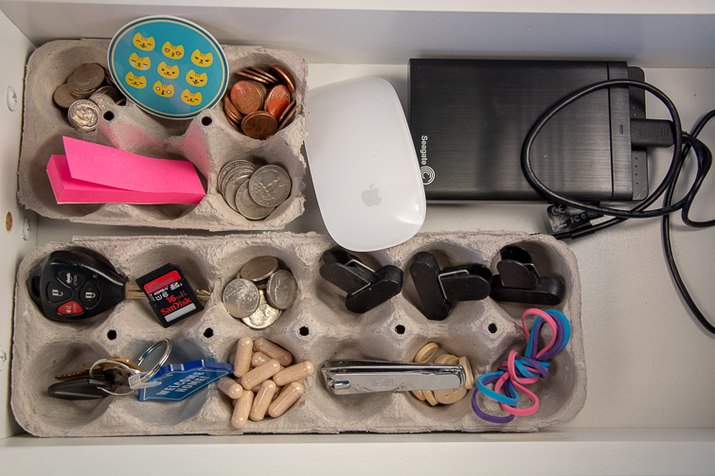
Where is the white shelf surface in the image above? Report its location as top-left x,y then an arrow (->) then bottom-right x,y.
1,2 -> 714,474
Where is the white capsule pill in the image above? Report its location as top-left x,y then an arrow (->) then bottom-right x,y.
217,376 -> 244,399
414,342 -> 439,363
231,390 -> 254,429
254,337 -> 293,366
233,336 -> 253,378
241,358 -> 281,390
272,361 -> 314,387
268,381 -> 304,418
434,386 -> 468,405
249,380 -> 278,421
459,356 -> 475,389
251,351 -> 271,367
434,354 -> 460,365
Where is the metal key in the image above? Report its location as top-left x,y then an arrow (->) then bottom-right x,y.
55,357 -> 144,380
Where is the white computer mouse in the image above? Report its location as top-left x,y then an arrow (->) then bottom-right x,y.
304,77 -> 426,252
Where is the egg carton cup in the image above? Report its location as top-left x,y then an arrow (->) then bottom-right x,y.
11,231 -> 585,436
17,39 -> 307,231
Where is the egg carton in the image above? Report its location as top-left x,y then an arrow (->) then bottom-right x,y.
17,39 -> 307,231
11,231 -> 585,436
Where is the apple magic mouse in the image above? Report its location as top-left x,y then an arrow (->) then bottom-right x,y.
305,77 -> 426,251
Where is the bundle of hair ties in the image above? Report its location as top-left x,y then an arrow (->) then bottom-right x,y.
472,308 -> 571,423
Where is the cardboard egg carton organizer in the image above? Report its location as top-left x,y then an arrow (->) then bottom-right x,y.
11,232 -> 585,436
17,39 -> 307,231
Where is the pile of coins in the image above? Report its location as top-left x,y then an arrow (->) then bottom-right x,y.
222,256 -> 298,329
217,159 -> 291,220
223,64 -> 297,140
410,341 -> 475,406
53,63 -> 124,133
218,336 -> 314,428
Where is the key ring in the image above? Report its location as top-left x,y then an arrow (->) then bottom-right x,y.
136,338 -> 173,384
89,359 -> 138,396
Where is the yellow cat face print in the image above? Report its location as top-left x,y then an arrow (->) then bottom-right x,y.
157,61 -> 180,79
191,49 -> 213,67
132,32 -> 155,51
185,70 -> 208,87
125,72 -> 147,88
153,80 -> 175,97
128,52 -> 151,71
161,41 -> 185,59
180,89 -> 203,106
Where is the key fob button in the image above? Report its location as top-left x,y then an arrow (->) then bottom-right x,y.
57,300 -> 84,316
46,282 -> 70,303
57,270 -> 86,289
80,283 -> 101,309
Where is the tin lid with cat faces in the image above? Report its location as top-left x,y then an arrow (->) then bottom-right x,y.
108,15 -> 229,120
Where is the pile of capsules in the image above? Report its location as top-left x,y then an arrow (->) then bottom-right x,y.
217,336 -> 314,428
472,308 -> 571,423
410,341 -> 475,406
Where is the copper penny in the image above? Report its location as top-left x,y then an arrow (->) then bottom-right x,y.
247,67 -> 278,84
237,70 -> 272,85
241,111 -> 278,140
230,80 -> 266,115
278,100 -> 296,130
264,85 -> 291,119
270,64 -> 295,94
223,94 -> 243,124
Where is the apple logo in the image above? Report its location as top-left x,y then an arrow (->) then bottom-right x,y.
362,183 -> 381,207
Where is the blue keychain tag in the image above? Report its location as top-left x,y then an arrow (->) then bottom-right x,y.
137,359 -> 233,402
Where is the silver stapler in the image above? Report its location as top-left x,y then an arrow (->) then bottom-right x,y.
321,360 -> 466,395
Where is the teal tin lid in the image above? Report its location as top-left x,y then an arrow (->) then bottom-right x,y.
108,16 -> 229,120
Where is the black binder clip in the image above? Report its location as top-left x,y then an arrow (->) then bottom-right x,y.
319,248 -> 403,314
409,251 -> 492,321
490,245 -> 565,305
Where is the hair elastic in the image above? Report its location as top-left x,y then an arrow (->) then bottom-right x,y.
472,308 -> 571,423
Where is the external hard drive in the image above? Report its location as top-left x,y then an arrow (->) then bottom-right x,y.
409,59 -> 647,201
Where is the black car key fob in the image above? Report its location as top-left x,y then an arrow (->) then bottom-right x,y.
47,377 -> 116,400
27,249 -> 127,322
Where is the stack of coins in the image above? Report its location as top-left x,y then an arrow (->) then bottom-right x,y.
223,64 -> 297,140
410,341 -> 475,406
222,256 -> 298,329
221,337 -> 314,429
217,159 -> 291,220
53,63 -> 124,133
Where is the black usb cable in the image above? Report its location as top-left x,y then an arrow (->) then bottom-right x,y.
521,80 -> 715,336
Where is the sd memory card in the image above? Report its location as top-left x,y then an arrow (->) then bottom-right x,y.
135,264 -> 204,327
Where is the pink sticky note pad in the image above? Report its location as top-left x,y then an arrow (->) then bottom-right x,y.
46,137 -> 205,204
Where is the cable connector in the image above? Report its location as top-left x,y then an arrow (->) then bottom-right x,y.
630,118 -> 675,148
547,204 -> 603,234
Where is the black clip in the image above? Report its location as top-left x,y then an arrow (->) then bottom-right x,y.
409,251 -> 492,321
490,245 -> 565,305
320,248 -> 403,313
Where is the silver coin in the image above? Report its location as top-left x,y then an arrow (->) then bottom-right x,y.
240,256 -> 279,282
67,99 -> 99,132
222,278 -> 261,318
53,83 -> 76,109
221,166 -> 254,209
242,291 -> 283,329
217,159 -> 256,194
93,85 -> 122,101
88,92 -> 115,110
266,269 -> 297,310
235,180 -> 275,220
67,63 -> 105,96
248,164 -> 292,208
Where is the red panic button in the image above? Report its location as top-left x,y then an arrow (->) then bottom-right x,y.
58,300 -> 84,316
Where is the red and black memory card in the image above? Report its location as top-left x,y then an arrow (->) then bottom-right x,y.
135,264 -> 203,327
